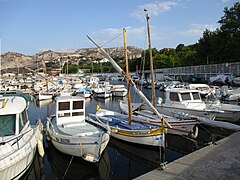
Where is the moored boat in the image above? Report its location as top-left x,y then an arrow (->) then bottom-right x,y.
0,94 -> 44,179
46,96 -> 110,162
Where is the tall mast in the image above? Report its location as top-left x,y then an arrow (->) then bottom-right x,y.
42,60 -> 49,92
123,28 -> 132,125
146,11 -> 156,107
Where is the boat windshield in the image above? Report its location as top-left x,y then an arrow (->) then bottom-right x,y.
0,114 -> 16,136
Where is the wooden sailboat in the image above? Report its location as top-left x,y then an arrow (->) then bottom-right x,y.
88,29 -> 167,147
119,12 -> 200,138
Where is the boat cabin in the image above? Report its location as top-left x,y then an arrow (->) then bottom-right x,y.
55,96 -> 85,126
0,96 -> 29,137
164,88 -> 206,110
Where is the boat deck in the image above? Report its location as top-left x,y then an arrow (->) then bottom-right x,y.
135,131 -> 240,179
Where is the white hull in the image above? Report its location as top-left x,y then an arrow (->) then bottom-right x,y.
0,146 -> 36,179
0,120 -> 43,179
157,104 -> 215,119
47,119 -> 110,162
75,92 -> 92,98
111,131 -> 164,147
50,133 -> 109,161
36,92 -> 54,101
112,90 -> 127,97
206,103 -> 240,122
94,91 -> 111,98
91,109 -> 165,147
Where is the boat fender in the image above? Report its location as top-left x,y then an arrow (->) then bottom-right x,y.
189,125 -> 199,139
46,130 -> 51,141
96,104 -> 101,112
37,139 -> 45,157
157,97 -> 163,104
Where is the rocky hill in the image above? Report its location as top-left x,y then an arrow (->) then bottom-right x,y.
1,46 -> 143,73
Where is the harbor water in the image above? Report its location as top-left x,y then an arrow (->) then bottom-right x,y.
21,82 -> 235,180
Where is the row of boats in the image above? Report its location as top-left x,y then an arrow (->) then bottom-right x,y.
1,35 -> 240,179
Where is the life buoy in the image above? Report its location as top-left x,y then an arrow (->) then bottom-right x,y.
189,125 -> 199,139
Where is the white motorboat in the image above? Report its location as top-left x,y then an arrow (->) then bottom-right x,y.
35,90 -> 54,101
0,95 -> 44,179
93,88 -> 111,98
205,93 -> 240,122
46,96 -> 110,162
111,85 -> 127,97
188,83 -> 212,98
157,88 -> 221,119
157,87 -> 240,122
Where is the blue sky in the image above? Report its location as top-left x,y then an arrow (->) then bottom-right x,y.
0,0 -> 237,55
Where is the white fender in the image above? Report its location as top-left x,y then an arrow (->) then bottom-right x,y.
189,125 -> 199,139
37,133 -> 45,157
157,97 -> 163,104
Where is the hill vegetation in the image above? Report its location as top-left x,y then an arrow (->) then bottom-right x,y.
129,2 -> 240,72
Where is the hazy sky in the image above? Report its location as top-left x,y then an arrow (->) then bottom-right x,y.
0,0 -> 237,55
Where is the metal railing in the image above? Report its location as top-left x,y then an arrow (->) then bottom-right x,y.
145,62 -> 240,81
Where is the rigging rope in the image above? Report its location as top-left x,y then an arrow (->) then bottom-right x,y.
99,32 -> 123,48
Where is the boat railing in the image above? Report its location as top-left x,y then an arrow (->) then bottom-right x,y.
0,128 -> 34,150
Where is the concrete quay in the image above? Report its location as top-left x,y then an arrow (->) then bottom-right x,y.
135,131 -> 240,180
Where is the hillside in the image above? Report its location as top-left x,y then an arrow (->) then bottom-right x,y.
0,46 -> 143,73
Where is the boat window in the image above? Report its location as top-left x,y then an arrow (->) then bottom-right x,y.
181,93 -> 191,100
19,110 -> 28,131
73,101 -> 83,110
59,102 -> 70,111
58,113 -> 70,118
72,112 -> 84,116
0,114 -> 16,136
192,92 -> 201,100
169,92 -> 179,101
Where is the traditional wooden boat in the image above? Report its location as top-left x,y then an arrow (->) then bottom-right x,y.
0,94 -> 44,179
87,28 -> 167,147
46,96 -> 110,162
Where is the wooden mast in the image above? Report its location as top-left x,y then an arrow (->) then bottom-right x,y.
146,12 -> 156,107
123,28 -> 132,125
42,60 -> 49,92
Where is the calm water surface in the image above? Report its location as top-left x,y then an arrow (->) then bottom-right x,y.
21,82 -> 232,180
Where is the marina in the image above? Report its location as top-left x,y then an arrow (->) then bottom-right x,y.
10,81 -> 238,179
1,2 -> 239,179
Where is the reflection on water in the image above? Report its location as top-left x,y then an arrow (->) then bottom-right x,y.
45,142 -> 111,180
20,153 -> 45,180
